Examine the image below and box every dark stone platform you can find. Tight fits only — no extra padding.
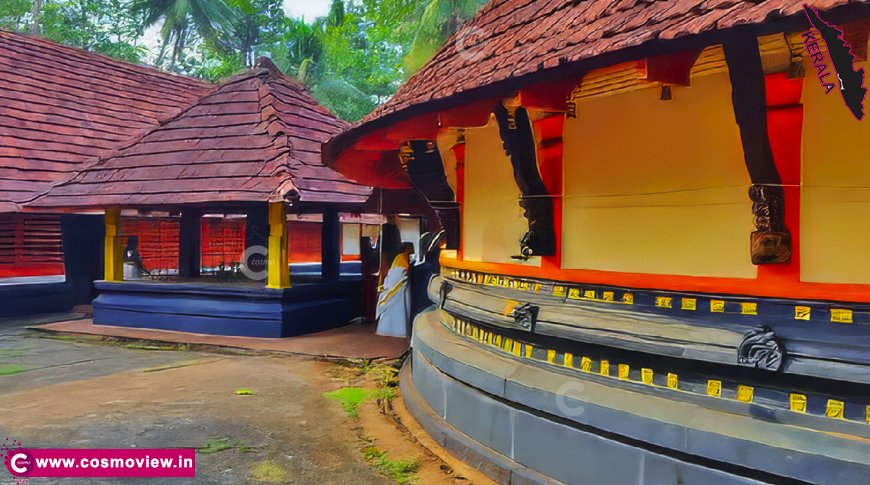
[0,276,74,318]
[93,271,364,338]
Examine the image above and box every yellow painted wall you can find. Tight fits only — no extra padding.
[561,73,756,277]
[463,118,540,266]
[800,57,870,284]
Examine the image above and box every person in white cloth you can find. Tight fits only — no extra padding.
[376,232,412,338]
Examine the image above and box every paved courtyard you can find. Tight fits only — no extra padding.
[0,315,479,485]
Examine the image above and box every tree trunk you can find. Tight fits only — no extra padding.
[30,0,41,35]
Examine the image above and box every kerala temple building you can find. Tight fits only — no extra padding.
[322,0,870,483]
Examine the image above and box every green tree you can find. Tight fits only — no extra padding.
[132,0,238,70]
[0,0,32,31]
[403,0,487,76]
[38,0,149,63]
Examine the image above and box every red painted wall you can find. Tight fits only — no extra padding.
[201,217,246,269]
[0,215,64,277]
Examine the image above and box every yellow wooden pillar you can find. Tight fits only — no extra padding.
[104,206,123,281]
[267,202,290,289]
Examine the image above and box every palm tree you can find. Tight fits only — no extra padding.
[132,0,238,70]
[403,0,487,77]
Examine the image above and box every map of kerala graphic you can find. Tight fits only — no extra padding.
[804,4,867,120]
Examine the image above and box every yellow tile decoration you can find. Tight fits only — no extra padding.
[655,297,672,308]
[601,360,610,376]
[564,353,574,367]
[866,406,870,424]
[568,288,581,299]
[580,357,592,372]
[667,373,678,389]
[618,364,630,380]
[790,394,807,413]
[584,290,596,299]
[525,344,533,358]
[553,286,566,297]
[707,380,721,397]
[681,298,697,310]
[826,399,845,419]
[547,349,556,364]
[795,306,811,320]
[623,293,634,304]
[487,332,493,345]
[504,338,513,351]
[533,283,542,292]
[484,275,498,286]
[711,300,725,312]
[831,309,853,323]
[602,291,614,301]
[494,335,502,347]
[499,277,510,288]
[740,302,757,315]
[641,368,653,385]
[512,341,522,356]
[737,385,754,403]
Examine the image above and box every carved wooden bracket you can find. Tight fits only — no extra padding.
[749,185,791,264]
[493,103,556,257]
[724,38,792,265]
[399,140,460,249]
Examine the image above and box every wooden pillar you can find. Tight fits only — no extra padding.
[267,202,290,289]
[178,209,201,277]
[321,206,341,283]
[61,214,104,304]
[245,204,269,275]
[104,206,123,282]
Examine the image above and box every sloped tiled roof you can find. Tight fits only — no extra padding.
[0,29,210,212]
[325,0,870,156]
[31,59,372,208]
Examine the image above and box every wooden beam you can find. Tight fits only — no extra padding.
[103,206,123,281]
[724,37,791,265]
[267,202,290,289]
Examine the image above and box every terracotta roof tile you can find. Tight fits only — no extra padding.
[31,59,371,209]
[325,0,870,160]
[0,29,210,211]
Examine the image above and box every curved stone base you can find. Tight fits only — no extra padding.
[404,308,870,485]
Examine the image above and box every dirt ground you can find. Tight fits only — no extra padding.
[0,316,495,485]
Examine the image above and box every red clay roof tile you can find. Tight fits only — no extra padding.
[324,0,870,162]
[0,29,210,211]
[31,59,371,209]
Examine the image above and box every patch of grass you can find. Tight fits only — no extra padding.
[365,364,400,387]
[363,447,419,484]
[323,386,398,418]
[323,387,368,418]
[0,364,25,376]
[251,460,289,483]
[197,437,240,454]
